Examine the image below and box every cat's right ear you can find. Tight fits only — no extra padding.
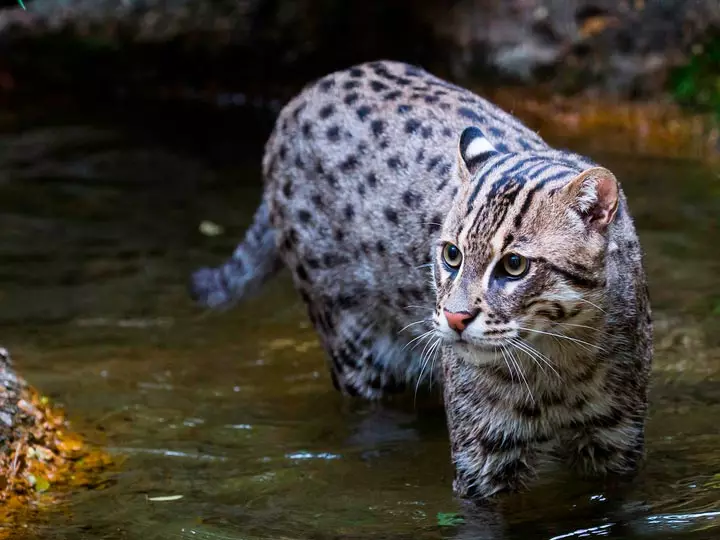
[457,127,498,183]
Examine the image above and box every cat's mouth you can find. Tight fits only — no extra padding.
[435,321,520,358]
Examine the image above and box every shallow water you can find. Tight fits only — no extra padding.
[0,98,718,539]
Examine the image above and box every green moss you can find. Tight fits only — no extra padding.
[671,29,720,117]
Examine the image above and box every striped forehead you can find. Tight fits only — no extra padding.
[458,154,582,246]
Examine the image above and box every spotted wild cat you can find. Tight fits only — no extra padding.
[190,60,652,498]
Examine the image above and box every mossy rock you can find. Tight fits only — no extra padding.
[0,347,115,529]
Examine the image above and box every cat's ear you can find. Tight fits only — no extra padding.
[562,167,619,231]
[457,127,498,182]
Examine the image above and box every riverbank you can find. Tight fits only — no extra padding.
[488,89,719,162]
[1,0,718,97]
[1,1,718,161]
[0,348,115,534]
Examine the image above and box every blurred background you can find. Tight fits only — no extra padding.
[0,1,719,539]
[2,0,720,101]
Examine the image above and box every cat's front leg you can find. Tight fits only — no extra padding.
[568,419,646,478]
[451,442,539,498]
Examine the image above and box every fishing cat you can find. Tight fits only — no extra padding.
[190,61,653,497]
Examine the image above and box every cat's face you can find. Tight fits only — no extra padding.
[432,128,619,365]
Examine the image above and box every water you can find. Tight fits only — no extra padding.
[0,97,718,539]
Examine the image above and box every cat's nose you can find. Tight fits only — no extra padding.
[443,309,479,333]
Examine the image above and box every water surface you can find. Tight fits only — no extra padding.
[0,98,718,539]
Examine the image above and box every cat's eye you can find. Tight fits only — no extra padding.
[442,243,463,269]
[500,253,529,278]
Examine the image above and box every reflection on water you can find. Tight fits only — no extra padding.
[0,99,718,540]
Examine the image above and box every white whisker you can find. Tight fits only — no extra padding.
[425,338,443,390]
[516,326,605,353]
[502,343,534,403]
[418,333,437,366]
[428,340,443,390]
[402,329,435,352]
[497,343,516,385]
[403,304,430,312]
[397,319,430,334]
[546,320,613,342]
[508,339,546,376]
[577,297,606,314]
[549,320,603,333]
[415,336,441,404]
[510,338,560,379]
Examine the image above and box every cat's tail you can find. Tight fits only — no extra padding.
[189,195,281,310]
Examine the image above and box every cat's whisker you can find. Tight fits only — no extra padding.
[509,338,560,379]
[415,335,441,404]
[516,326,606,353]
[402,330,435,352]
[418,333,437,367]
[397,319,430,334]
[415,338,434,403]
[500,344,519,390]
[502,343,534,403]
[497,344,516,385]
[508,339,546,376]
[403,304,430,312]
[424,337,443,390]
[545,320,614,343]
[413,331,439,353]
[525,318,580,352]
[549,321,599,331]
[525,314,610,338]
[415,263,434,270]
[576,297,606,314]
[428,339,443,390]
[512,337,554,367]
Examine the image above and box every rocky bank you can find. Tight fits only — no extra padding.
[0,0,718,100]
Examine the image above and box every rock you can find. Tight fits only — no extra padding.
[0,0,719,102]
[0,346,114,523]
[437,0,720,97]
[0,347,26,448]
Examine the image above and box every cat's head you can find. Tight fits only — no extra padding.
[432,127,620,364]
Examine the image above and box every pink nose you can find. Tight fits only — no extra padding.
[443,309,479,333]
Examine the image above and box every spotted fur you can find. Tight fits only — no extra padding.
[190,61,652,498]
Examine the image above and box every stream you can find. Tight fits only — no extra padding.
[0,94,718,539]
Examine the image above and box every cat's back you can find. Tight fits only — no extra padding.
[262,61,548,278]
[263,60,547,198]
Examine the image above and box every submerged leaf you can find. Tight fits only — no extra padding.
[199,221,224,237]
[437,512,465,527]
[704,473,720,489]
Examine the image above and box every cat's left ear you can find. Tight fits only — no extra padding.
[457,127,498,182]
[562,167,619,231]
